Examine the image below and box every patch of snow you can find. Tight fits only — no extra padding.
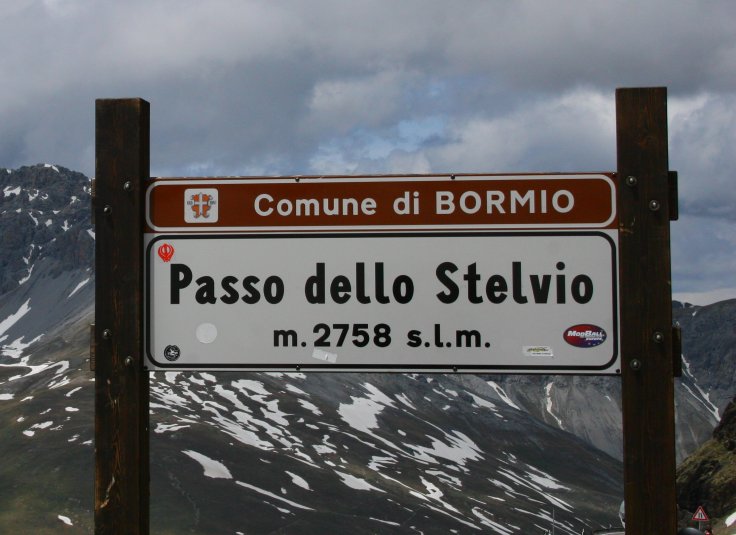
[395,393,416,410]
[313,444,336,455]
[297,398,322,415]
[334,470,385,492]
[182,450,232,479]
[469,393,497,411]
[236,481,314,510]
[406,430,483,468]
[27,211,38,225]
[0,393,13,400]
[0,299,31,339]
[65,387,82,397]
[155,423,190,434]
[3,186,20,197]
[285,383,307,396]
[68,278,90,298]
[285,471,310,490]
[471,507,513,535]
[544,382,565,429]
[45,219,53,227]
[426,469,462,488]
[726,509,736,527]
[370,517,400,526]
[338,382,396,434]
[524,467,568,491]
[681,355,721,421]
[368,455,397,471]
[23,420,53,437]
[87,229,95,239]
[487,381,521,410]
[18,264,34,285]
[57,515,72,526]
[65,407,79,412]
[1,334,44,359]
[232,379,270,397]
[61,220,70,231]
[44,163,60,172]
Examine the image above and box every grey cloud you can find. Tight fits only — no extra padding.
[1,1,735,299]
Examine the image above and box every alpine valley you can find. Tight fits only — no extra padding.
[0,165,733,534]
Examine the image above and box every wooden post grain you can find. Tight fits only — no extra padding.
[94,98,150,535]
[616,87,676,533]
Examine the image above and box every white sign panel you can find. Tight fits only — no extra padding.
[145,232,619,372]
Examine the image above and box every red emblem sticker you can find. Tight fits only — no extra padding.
[564,324,607,348]
[158,243,175,262]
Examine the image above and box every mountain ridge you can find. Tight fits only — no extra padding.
[0,163,732,533]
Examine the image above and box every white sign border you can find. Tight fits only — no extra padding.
[144,230,620,374]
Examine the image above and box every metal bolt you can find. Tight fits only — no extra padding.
[296,365,301,372]
[124,356,134,367]
[453,366,458,373]
[450,174,456,180]
[103,205,112,215]
[123,181,133,191]
[630,359,642,371]
[653,331,664,343]
[102,329,112,339]
[625,175,638,187]
[649,199,661,212]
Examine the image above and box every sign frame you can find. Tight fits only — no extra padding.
[143,230,620,373]
[94,88,678,534]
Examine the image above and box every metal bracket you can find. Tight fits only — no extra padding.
[668,171,679,221]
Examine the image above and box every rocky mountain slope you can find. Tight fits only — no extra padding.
[0,164,732,533]
[677,395,736,533]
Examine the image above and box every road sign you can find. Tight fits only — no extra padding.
[144,174,619,372]
[692,506,709,522]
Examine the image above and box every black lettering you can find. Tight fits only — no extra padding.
[530,275,551,303]
[556,262,566,304]
[375,262,390,304]
[220,275,239,304]
[195,276,217,304]
[330,275,351,304]
[393,275,414,304]
[263,276,285,304]
[571,274,594,303]
[436,262,459,303]
[512,261,528,304]
[170,263,192,304]
[241,275,261,304]
[485,275,507,303]
[464,262,483,304]
[407,329,422,347]
[355,263,370,304]
[305,263,325,304]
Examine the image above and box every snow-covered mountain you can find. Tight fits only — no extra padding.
[0,164,731,533]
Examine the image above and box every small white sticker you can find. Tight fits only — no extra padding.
[523,346,554,358]
[311,349,338,363]
[196,323,218,344]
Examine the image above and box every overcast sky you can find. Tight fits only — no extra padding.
[1,0,734,304]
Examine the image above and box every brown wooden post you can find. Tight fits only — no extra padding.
[617,87,676,533]
[94,99,150,534]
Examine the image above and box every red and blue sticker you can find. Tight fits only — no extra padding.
[564,324,607,348]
